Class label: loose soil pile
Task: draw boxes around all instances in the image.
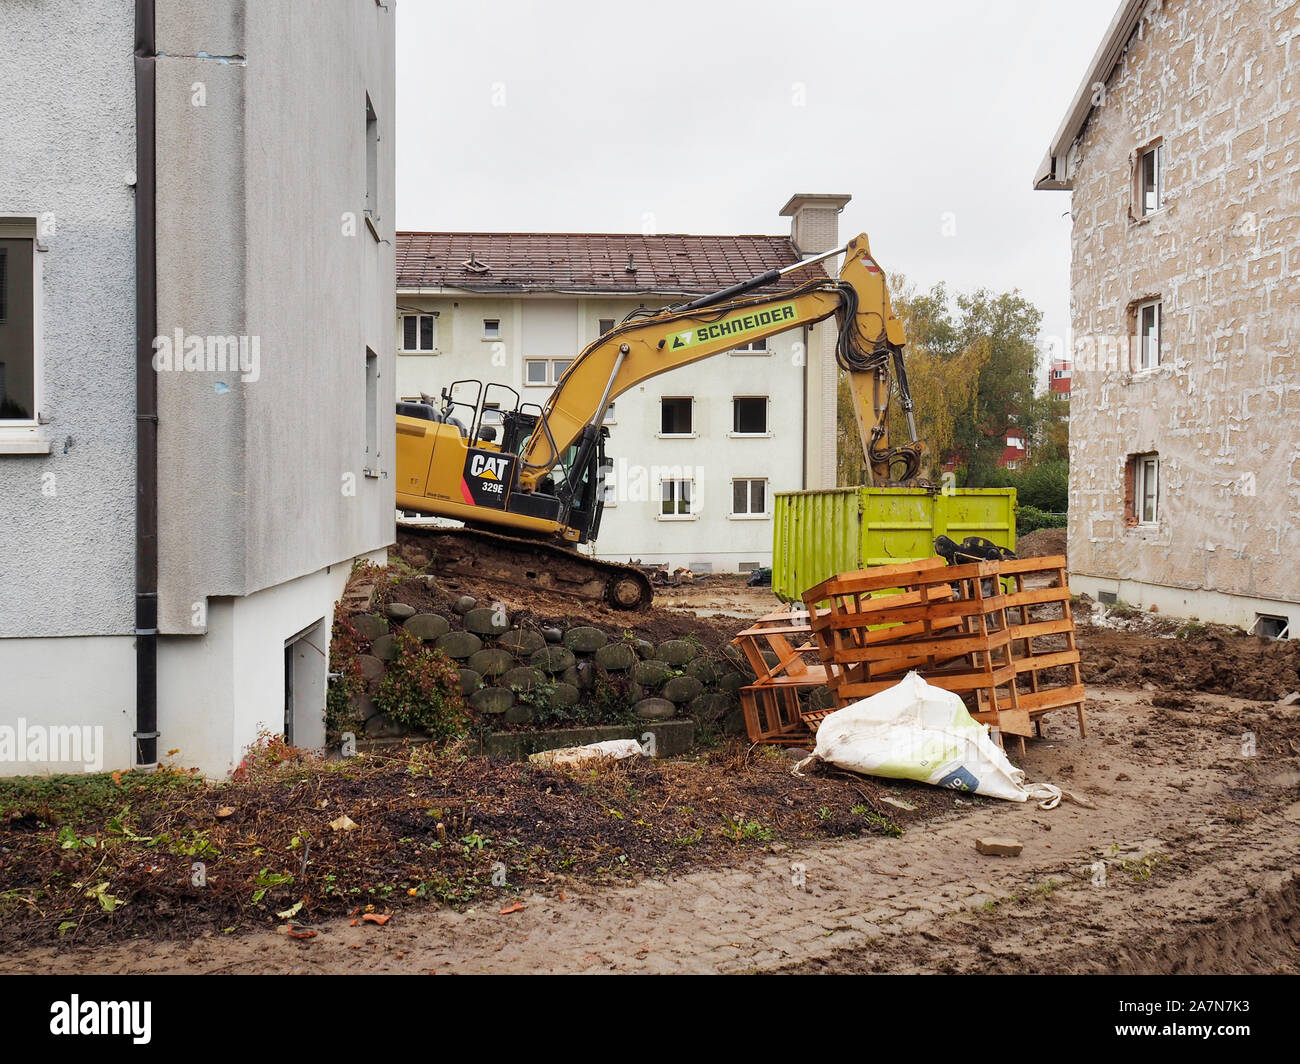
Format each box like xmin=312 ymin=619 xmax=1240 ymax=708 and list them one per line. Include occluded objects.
xmin=1079 ymin=621 xmax=1300 ymax=702
xmin=1014 ymin=526 xmax=1067 ymax=560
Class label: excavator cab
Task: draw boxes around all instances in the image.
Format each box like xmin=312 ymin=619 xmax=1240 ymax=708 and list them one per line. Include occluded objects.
xmin=395 ymin=378 xmax=608 ymax=545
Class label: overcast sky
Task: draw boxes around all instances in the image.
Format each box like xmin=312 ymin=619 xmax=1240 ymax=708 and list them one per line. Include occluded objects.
xmin=396 ymin=0 xmax=1121 ymax=362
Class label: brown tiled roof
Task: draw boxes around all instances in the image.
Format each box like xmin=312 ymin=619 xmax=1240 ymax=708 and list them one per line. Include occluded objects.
xmin=396 ymin=232 xmax=828 ymax=295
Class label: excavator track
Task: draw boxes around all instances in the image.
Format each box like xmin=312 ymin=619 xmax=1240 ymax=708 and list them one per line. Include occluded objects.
xmin=396 ymin=523 xmax=654 ymax=610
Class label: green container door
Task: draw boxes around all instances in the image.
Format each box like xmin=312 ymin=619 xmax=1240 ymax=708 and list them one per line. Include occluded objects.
xmin=771 ymin=487 xmax=1016 ymax=602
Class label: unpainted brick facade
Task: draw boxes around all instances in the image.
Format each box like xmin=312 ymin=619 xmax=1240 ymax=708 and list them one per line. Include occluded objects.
xmin=1064 ymin=0 xmax=1300 ymax=625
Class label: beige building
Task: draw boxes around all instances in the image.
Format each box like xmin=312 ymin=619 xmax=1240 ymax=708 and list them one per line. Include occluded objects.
xmin=394 ymin=195 xmax=849 ymax=573
xmin=1035 ymin=0 xmax=1300 ymax=636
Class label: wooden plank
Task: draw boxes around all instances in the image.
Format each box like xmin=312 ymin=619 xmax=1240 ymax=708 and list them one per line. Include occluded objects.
xmin=1007 ymin=617 xmax=1077 ymax=640
xmin=828 ymin=628 xmax=1015 ymax=665
xmin=1011 ymin=650 xmax=1080 ymax=673
xmin=1018 ymin=685 xmax=1087 ymax=712
xmin=996 ymin=555 xmax=1067 ymax=575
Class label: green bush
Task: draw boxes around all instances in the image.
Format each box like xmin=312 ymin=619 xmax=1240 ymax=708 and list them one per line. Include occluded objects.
xmin=374 ymin=629 xmax=468 ymax=740
xmin=1016 ymin=505 xmax=1068 ymax=534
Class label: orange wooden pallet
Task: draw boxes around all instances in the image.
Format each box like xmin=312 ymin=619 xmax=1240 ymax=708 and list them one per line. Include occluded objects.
xmin=732 ymin=606 xmax=831 ymax=745
xmin=997 ymin=554 xmax=1087 ymax=737
xmin=804 ymin=557 xmax=1029 ymax=741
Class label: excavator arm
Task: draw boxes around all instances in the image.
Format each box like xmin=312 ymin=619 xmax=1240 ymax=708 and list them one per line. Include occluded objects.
xmin=517 ymin=232 xmax=926 ymax=489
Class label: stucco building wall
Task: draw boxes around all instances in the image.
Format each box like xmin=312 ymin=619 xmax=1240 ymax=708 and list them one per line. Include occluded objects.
xmin=1064 ymin=0 xmax=1300 ymax=631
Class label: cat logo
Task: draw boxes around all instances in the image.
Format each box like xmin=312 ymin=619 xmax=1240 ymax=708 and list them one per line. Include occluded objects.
xmin=469 ymin=453 xmax=509 ymax=482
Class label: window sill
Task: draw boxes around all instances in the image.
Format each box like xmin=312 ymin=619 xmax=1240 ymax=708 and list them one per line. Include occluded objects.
xmin=656 ymin=432 xmax=698 ymax=440
xmin=728 ymin=513 xmax=770 ymax=521
xmin=657 ymin=514 xmax=698 ymax=522
xmin=481 ymin=336 xmax=502 ymax=343
xmin=728 ymin=431 xmax=773 ymax=440
xmin=398 ymin=349 xmax=439 ymax=356
xmin=728 ymin=350 xmax=772 ymax=357
xmin=1129 ymin=204 xmax=1171 ymax=227
xmin=0 ymin=433 xmax=51 ymax=455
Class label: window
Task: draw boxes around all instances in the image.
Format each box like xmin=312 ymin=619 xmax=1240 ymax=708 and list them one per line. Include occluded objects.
xmin=598 ymin=318 xmax=615 ymax=336
xmin=365 ymin=95 xmax=378 ymax=220
xmin=731 ymin=337 xmax=768 ymax=354
xmin=602 ymin=402 xmax=616 ymax=424
xmin=661 ymin=397 xmax=692 ymax=435
xmin=1137 ymin=299 xmax=1162 ymax=369
xmin=660 ymin=478 xmax=693 ymax=518
xmin=364 ymin=348 xmax=378 ymax=473
xmin=0 ymin=219 xmax=37 ymax=423
xmin=732 ymin=478 xmax=767 ymax=516
xmin=1128 ymin=453 xmax=1159 ymax=525
xmin=732 ymin=396 xmax=768 ymax=435
xmin=599 ymin=460 xmax=616 ymax=506
xmin=401 ymin=313 xmax=436 ymax=352
xmin=1136 ymin=141 xmax=1163 ymax=217
xmin=524 ymin=358 xmax=573 ymax=387
xmin=483 ymin=319 xmax=501 ymax=340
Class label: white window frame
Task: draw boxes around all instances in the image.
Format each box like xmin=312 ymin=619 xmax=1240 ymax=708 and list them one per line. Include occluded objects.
xmin=1136 ymin=455 xmax=1159 ymax=525
xmin=729 ymin=336 xmax=770 ymax=356
xmin=399 ymin=313 xmax=437 ymax=353
xmin=658 ymin=476 xmax=696 ymax=521
xmin=523 ymin=357 xmax=573 ymax=387
xmin=0 ymin=216 xmax=47 ymax=453
xmin=598 ymin=459 xmax=617 ymax=507
xmin=730 ymin=395 xmax=770 ymax=438
xmin=482 ymin=318 xmax=501 ymax=341
xmin=1136 ymin=299 xmax=1162 ymax=370
xmin=730 ymin=477 xmax=769 ymax=519
xmin=658 ymin=396 xmax=695 ymax=438
xmin=598 ymin=318 xmax=615 ymax=336
xmin=1137 ymin=141 xmax=1164 ymax=218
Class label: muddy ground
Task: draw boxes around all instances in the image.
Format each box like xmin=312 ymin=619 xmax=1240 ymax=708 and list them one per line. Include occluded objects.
xmin=1 ymin=564 xmax=1298 ymax=974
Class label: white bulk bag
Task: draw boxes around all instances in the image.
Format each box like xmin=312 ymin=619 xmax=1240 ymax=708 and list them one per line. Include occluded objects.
xmin=794 ymin=671 xmax=1055 ymax=803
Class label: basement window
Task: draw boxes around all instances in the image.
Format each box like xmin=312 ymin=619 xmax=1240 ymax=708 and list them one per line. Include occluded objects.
xmin=732 ymin=396 xmax=769 ymax=435
xmin=401 ymin=313 xmax=436 ymax=352
xmin=731 ymin=337 xmax=768 ymax=355
xmin=1251 ymin=614 xmax=1290 ymax=640
xmin=598 ymin=318 xmax=615 ymax=336
xmin=660 ymin=396 xmax=693 ymax=436
xmin=483 ymin=319 xmax=501 ymax=340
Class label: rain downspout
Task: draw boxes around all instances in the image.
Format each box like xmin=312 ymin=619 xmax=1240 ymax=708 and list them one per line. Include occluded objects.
xmin=134 ymin=0 xmax=159 ymax=769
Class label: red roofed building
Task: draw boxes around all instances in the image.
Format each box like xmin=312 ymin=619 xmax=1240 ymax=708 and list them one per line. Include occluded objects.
xmin=395 ymin=194 xmax=851 ymax=574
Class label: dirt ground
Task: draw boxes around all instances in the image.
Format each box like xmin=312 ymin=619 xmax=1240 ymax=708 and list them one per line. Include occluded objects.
xmin=2 ymin=563 xmax=1298 ymax=974
xmin=5 ymin=685 xmax=1296 ymax=974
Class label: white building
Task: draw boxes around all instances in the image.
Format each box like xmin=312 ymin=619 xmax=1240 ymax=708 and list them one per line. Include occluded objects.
xmin=395 ymin=194 xmax=848 ymax=573
xmin=0 ymin=0 xmax=396 ymax=775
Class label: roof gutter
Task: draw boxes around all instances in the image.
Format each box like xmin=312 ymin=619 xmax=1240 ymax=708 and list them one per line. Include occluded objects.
xmin=134 ymin=0 xmax=159 ymax=769
xmin=1033 ymin=0 xmax=1151 ymax=190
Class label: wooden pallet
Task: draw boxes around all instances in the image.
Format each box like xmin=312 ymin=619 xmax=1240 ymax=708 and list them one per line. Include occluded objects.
xmin=998 ymin=554 xmax=1087 ymax=738
xmin=805 ymin=557 xmax=1027 ymax=732
xmin=732 ymin=606 xmax=831 ymax=744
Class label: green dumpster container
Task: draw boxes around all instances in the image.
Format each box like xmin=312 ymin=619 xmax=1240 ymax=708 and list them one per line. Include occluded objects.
xmin=771 ymin=487 xmax=1017 ymax=603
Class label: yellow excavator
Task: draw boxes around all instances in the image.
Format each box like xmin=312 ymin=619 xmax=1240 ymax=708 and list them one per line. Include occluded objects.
xmin=394 ymin=232 xmax=926 ymax=609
